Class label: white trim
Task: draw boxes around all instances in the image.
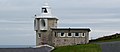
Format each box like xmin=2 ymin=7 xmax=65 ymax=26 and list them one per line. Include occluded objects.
xmin=34 ymin=19 xmax=38 ymax=30
xmin=81 ymin=33 xmax=86 ymax=37
xmin=58 ymin=33 xmax=61 ymax=37
xmin=58 ymin=33 xmax=66 ymax=37
xmin=40 ymin=19 xmax=48 ymax=30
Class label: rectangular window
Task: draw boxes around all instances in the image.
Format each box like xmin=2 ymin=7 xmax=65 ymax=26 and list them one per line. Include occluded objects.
xmin=42 ymin=8 xmax=48 ymax=13
xmin=75 ymin=33 xmax=79 ymax=36
xmin=81 ymin=33 xmax=85 ymax=37
xmin=34 ymin=19 xmax=38 ymax=30
xmin=58 ymin=32 xmax=66 ymax=37
xmin=55 ymin=32 xmax=57 ymax=37
xmin=38 ymin=33 xmax=41 ymax=38
xmin=67 ymin=33 xmax=72 ymax=37
xmin=68 ymin=33 xmax=71 ymax=36
xmin=61 ymin=32 xmax=64 ymax=36
xmin=74 ymin=33 xmax=80 ymax=37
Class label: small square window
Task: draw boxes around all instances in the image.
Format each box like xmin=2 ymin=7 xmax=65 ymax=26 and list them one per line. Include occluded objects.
xmin=58 ymin=32 xmax=65 ymax=37
xmin=55 ymin=32 xmax=57 ymax=37
xmin=81 ymin=33 xmax=85 ymax=37
xmin=74 ymin=33 xmax=80 ymax=37
xmin=67 ymin=33 xmax=73 ymax=37
xmin=61 ymin=33 xmax=64 ymax=36
xmin=42 ymin=8 xmax=48 ymax=13
xmin=75 ymin=33 xmax=79 ymax=36
xmin=68 ymin=33 xmax=71 ymax=36
xmin=38 ymin=34 xmax=41 ymax=38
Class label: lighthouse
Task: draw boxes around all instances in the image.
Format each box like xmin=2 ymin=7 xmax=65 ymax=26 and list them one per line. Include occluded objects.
xmin=34 ymin=2 xmax=58 ymax=46
xmin=34 ymin=1 xmax=91 ymax=47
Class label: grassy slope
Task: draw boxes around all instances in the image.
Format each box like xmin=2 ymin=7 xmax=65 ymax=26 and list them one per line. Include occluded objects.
xmin=52 ymin=33 xmax=120 ymax=52
xmin=94 ymin=38 xmax=120 ymax=42
xmin=52 ymin=44 xmax=102 ymax=52
xmin=90 ymin=33 xmax=120 ymax=42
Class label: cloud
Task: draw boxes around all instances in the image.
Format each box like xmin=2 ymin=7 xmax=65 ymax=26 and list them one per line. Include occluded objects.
xmin=0 ymin=19 xmax=32 ymax=24
xmin=59 ymin=18 xmax=120 ymax=24
xmin=0 ymin=0 xmax=39 ymax=6
xmin=53 ymin=0 xmax=120 ymax=9
xmin=0 ymin=35 xmax=35 ymax=45
xmin=0 ymin=19 xmax=34 ymax=36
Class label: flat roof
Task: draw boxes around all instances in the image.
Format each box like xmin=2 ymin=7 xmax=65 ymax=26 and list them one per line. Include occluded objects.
xmin=36 ymin=17 xmax=58 ymax=19
xmin=35 ymin=16 xmax=58 ymax=19
xmin=51 ymin=27 xmax=91 ymax=31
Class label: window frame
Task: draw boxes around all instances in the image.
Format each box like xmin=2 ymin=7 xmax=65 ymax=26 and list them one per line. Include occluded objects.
xmin=42 ymin=8 xmax=48 ymax=13
xmin=67 ymin=33 xmax=73 ymax=37
xmin=81 ymin=33 xmax=86 ymax=37
xmin=38 ymin=33 xmax=41 ymax=38
xmin=74 ymin=33 xmax=80 ymax=37
xmin=54 ymin=32 xmax=57 ymax=37
xmin=58 ymin=32 xmax=66 ymax=37
xmin=34 ymin=19 xmax=38 ymax=30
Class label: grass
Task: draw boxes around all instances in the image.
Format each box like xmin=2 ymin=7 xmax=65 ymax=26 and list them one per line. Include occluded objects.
xmin=52 ymin=44 xmax=102 ymax=52
xmin=93 ymin=38 xmax=120 ymax=42
xmin=90 ymin=33 xmax=120 ymax=42
xmin=52 ymin=33 xmax=120 ymax=52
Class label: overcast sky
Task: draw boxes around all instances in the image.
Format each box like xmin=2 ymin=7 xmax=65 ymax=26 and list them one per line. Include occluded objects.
xmin=0 ymin=0 xmax=120 ymax=45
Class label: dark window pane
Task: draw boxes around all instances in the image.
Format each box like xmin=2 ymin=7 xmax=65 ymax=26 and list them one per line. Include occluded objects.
xmin=61 ymin=33 xmax=64 ymax=36
xmin=41 ymin=19 xmax=46 ymax=27
xmin=75 ymin=33 xmax=79 ymax=36
xmin=55 ymin=32 xmax=57 ymax=37
xmin=38 ymin=34 xmax=41 ymax=37
xmin=82 ymin=33 xmax=85 ymax=36
xmin=42 ymin=8 xmax=48 ymax=13
xmin=68 ymin=33 xmax=71 ymax=36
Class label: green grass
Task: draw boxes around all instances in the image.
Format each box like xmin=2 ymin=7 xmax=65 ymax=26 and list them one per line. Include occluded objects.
xmin=94 ymin=38 xmax=120 ymax=42
xmin=90 ymin=34 xmax=120 ymax=43
xmin=52 ymin=44 xmax=102 ymax=52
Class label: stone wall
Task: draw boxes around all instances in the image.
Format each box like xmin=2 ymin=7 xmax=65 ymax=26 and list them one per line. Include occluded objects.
xmin=36 ymin=18 xmax=58 ymax=46
xmin=54 ymin=38 xmax=86 ymax=46
xmin=52 ymin=29 xmax=90 ymax=46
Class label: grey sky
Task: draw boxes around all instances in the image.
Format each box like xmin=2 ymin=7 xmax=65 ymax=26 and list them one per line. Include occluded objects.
xmin=0 ymin=0 xmax=120 ymax=45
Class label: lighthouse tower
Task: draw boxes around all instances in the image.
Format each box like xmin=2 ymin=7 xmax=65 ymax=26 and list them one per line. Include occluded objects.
xmin=34 ymin=2 xmax=58 ymax=46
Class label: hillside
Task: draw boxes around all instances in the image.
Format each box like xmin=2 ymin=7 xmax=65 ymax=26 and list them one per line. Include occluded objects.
xmin=90 ymin=33 xmax=120 ymax=42
xmin=52 ymin=44 xmax=101 ymax=52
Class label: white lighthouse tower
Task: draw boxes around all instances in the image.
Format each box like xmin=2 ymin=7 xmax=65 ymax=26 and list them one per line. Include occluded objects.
xmin=34 ymin=2 xmax=58 ymax=46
